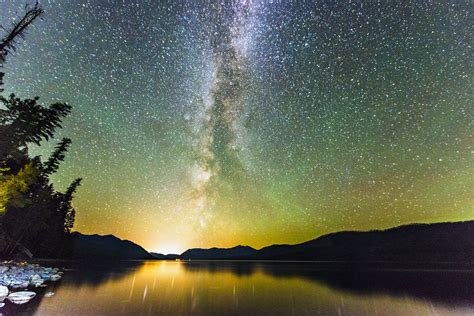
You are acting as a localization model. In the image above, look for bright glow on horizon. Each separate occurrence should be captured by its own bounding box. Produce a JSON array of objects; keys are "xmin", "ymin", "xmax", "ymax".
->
[{"xmin": 152, "ymin": 242, "xmax": 184, "ymax": 255}]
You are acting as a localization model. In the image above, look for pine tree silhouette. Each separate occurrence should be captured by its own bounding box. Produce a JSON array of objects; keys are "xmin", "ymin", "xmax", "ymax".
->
[
  {"xmin": 0, "ymin": 2, "xmax": 43, "ymax": 91},
  {"xmin": 0, "ymin": 2, "xmax": 82, "ymax": 258}
]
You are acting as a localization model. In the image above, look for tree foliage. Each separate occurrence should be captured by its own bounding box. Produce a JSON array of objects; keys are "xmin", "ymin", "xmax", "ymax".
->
[
  {"xmin": 0, "ymin": 2, "xmax": 82, "ymax": 258},
  {"xmin": 0, "ymin": 162, "xmax": 39, "ymax": 214},
  {"xmin": 0, "ymin": 2, "xmax": 43, "ymax": 91},
  {"xmin": 0, "ymin": 94, "xmax": 71, "ymax": 171}
]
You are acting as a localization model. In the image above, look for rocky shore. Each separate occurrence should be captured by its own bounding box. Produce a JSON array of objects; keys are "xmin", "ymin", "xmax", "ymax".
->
[{"xmin": 0, "ymin": 261, "xmax": 62, "ymax": 308}]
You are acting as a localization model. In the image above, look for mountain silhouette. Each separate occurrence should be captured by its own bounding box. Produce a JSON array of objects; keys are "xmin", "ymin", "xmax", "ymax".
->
[
  {"xmin": 150, "ymin": 252, "xmax": 179, "ymax": 260},
  {"xmin": 180, "ymin": 245, "xmax": 257, "ymax": 260},
  {"xmin": 66, "ymin": 220, "xmax": 474, "ymax": 263},
  {"xmin": 70, "ymin": 232, "xmax": 154, "ymax": 260},
  {"xmin": 178, "ymin": 221, "xmax": 474, "ymax": 262}
]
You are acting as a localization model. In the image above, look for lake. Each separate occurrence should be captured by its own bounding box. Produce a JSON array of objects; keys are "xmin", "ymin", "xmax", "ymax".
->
[{"xmin": 3, "ymin": 260, "xmax": 474, "ymax": 315}]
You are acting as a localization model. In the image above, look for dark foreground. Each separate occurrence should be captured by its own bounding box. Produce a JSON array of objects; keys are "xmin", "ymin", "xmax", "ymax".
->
[{"xmin": 2, "ymin": 260, "xmax": 474, "ymax": 315}]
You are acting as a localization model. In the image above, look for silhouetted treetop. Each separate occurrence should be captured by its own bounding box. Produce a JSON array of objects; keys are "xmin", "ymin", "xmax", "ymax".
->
[
  {"xmin": 0, "ymin": 1, "xmax": 44, "ymax": 91},
  {"xmin": 43, "ymin": 138, "xmax": 72, "ymax": 175},
  {"xmin": 62, "ymin": 177, "xmax": 82, "ymax": 233},
  {"xmin": 0, "ymin": 94, "xmax": 71, "ymax": 161}
]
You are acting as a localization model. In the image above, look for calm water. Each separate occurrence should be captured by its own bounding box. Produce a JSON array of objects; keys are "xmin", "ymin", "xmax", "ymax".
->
[{"xmin": 3, "ymin": 261, "xmax": 474, "ymax": 315}]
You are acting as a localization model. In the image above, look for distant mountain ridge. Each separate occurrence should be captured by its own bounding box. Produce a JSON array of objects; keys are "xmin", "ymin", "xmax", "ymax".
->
[
  {"xmin": 178, "ymin": 221, "xmax": 474, "ymax": 262},
  {"xmin": 70, "ymin": 232, "xmax": 154, "ymax": 260},
  {"xmin": 66, "ymin": 220, "xmax": 474, "ymax": 262},
  {"xmin": 150, "ymin": 252, "xmax": 179, "ymax": 260},
  {"xmin": 180, "ymin": 245, "xmax": 257, "ymax": 260}
]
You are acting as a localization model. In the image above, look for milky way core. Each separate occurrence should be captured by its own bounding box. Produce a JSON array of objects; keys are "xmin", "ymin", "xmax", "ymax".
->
[{"xmin": 189, "ymin": 1, "xmax": 253, "ymax": 231}]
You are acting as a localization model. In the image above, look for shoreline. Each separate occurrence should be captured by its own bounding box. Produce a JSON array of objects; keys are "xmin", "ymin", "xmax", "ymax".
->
[{"xmin": 25, "ymin": 258, "xmax": 474, "ymax": 271}]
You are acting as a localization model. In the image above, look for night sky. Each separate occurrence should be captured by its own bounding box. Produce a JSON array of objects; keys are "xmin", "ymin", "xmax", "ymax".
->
[{"xmin": 1, "ymin": 0, "xmax": 472, "ymax": 254}]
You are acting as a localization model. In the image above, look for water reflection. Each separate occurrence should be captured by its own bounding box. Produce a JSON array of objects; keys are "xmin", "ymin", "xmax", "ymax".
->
[
  {"xmin": 2, "ymin": 261, "xmax": 474, "ymax": 315},
  {"xmin": 183, "ymin": 261, "xmax": 474, "ymax": 306}
]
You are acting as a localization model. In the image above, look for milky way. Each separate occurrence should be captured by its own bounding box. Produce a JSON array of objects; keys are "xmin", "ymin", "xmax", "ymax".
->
[
  {"xmin": 189, "ymin": 1, "xmax": 253, "ymax": 230},
  {"xmin": 0, "ymin": 1, "xmax": 472, "ymax": 253}
]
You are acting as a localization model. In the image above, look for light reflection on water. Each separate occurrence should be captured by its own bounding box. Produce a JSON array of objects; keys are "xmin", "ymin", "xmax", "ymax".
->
[{"xmin": 3, "ymin": 261, "xmax": 474, "ymax": 315}]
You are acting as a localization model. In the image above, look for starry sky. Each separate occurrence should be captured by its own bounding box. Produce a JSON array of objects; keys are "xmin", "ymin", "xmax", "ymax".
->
[{"xmin": 1, "ymin": 0, "xmax": 472, "ymax": 254}]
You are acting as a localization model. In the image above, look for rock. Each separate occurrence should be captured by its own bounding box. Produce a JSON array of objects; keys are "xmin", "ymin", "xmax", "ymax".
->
[
  {"xmin": 0, "ymin": 285, "xmax": 8, "ymax": 296},
  {"xmin": 0, "ymin": 285, "xmax": 8, "ymax": 303},
  {"xmin": 30, "ymin": 274, "xmax": 44, "ymax": 287},
  {"xmin": 7, "ymin": 291, "xmax": 36, "ymax": 305},
  {"xmin": 0, "ymin": 279, "xmax": 11, "ymax": 287},
  {"xmin": 0, "ymin": 262, "xmax": 64, "ymax": 306},
  {"xmin": 11, "ymin": 280, "xmax": 29, "ymax": 289},
  {"xmin": 49, "ymin": 274, "xmax": 61, "ymax": 281}
]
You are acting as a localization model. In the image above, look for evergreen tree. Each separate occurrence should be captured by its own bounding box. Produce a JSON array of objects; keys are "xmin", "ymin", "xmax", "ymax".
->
[
  {"xmin": 0, "ymin": 94, "xmax": 71, "ymax": 173},
  {"xmin": 0, "ymin": 2, "xmax": 82, "ymax": 258},
  {"xmin": 0, "ymin": 2, "xmax": 43, "ymax": 91}
]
